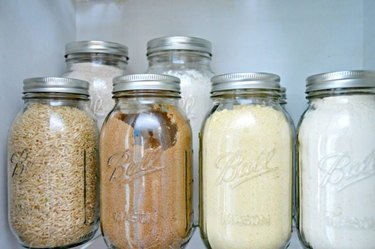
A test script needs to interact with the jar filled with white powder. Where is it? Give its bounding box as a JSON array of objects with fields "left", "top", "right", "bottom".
[
  {"left": 146, "top": 36, "right": 214, "bottom": 225},
  {"left": 63, "top": 40, "right": 128, "bottom": 128},
  {"left": 8, "top": 77, "right": 99, "bottom": 249},
  {"left": 298, "top": 70, "right": 375, "bottom": 249},
  {"left": 200, "top": 73, "right": 293, "bottom": 249}
]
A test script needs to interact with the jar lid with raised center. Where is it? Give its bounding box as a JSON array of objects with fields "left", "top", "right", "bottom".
[
  {"left": 146, "top": 36, "right": 212, "bottom": 56},
  {"left": 306, "top": 70, "right": 375, "bottom": 98},
  {"left": 210, "top": 72, "right": 281, "bottom": 96},
  {"left": 65, "top": 40, "right": 129, "bottom": 61},
  {"left": 23, "top": 77, "right": 89, "bottom": 98},
  {"left": 113, "top": 74, "right": 181, "bottom": 94}
]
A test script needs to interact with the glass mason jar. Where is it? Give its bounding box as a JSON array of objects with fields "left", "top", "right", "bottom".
[
  {"left": 200, "top": 73, "right": 293, "bottom": 249},
  {"left": 100, "top": 74, "right": 193, "bottom": 249},
  {"left": 146, "top": 36, "right": 214, "bottom": 225},
  {"left": 297, "top": 70, "right": 375, "bottom": 249},
  {"left": 63, "top": 40, "right": 129, "bottom": 128},
  {"left": 8, "top": 77, "right": 99, "bottom": 248}
]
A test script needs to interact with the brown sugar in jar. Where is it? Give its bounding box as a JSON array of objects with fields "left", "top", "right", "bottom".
[{"left": 100, "top": 74, "right": 193, "bottom": 249}]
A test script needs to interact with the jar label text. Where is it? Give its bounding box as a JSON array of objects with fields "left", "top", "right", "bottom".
[
  {"left": 215, "top": 148, "right": 277, "bottom": 188},
  {"left": 107, "top": 148, "right": 165, "bottom": 182},
  {"left": 319, "top": 151, "right": 375, "bottom": 191}
]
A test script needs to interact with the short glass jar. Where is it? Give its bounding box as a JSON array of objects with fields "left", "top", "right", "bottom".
[
  {"left": 100, "top": 74, "right": 193, "bottom": 249},
  {"left": 146, "top": 36, "right": 214, "bottom": 225},
  {"left": 63, "top": 40, "right": 128, "bottom": 127},
  {"left": 200, "top": 73, "right": 293, "bottom": 249},
  {"left": 8, "top": 77, "right": 99, "bottom": 248},
  {"left": 297, "top": 70, "right": 375, "bottom": 249}
]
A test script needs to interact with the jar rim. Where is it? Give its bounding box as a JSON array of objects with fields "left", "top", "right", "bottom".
[
  {"left": 211, "top": 88, "right": 282, "bottom": 99},
  {"left": 23, "top": 77, "right": 89, "bottom": 96},
  {"left": 306, "top": 88, "right": 375, "bottom": 99}
]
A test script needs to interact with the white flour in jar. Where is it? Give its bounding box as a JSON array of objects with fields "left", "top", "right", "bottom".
[
  {"left": 63, "top": 63, "right": 124, "bottom": 127},
  {"left": 298, "top": 95, "right": 375, "bottom": 249},
  {"left": 162, "top": 69, "right": 212, "bottom": 224},
  {"left": 202, "top": 105, "right": 292, "bottom": 249}
]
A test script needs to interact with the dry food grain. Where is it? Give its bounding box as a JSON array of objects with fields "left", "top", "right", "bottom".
[
  {"left": 8, "top": 103, "right": 98, "bottom": 248},
  {"left": 100, "top": 104, "right": 193, "bottom": 249}
]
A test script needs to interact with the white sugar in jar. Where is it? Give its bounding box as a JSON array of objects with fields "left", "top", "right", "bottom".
[
  {"left": 63, "top": 40, "right": 128, "bottom": 128},
  {"left": 298, "top": 70, "right": 375, "bottom": 249}
]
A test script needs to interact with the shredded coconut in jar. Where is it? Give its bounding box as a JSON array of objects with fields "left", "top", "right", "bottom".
[
  {"left": 201, "top": 104, "right": 292, "bottom": 249},
  {"left": 8, "top": 103, "right": 98, "bottom": 248}
]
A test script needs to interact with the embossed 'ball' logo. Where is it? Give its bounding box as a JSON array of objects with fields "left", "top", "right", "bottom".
[
  {"left": 215, "top": 147, "right": 278, "bottom": 188},
  {"left": 318, "top": 151, "right": 375, "bottom": 191}
]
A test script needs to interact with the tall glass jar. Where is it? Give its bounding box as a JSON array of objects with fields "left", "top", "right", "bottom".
[
  {"left": 298, "top": 70, "right": 375, "bottom": 249},
  {"left": 8, "top": 77, "right": 99, "bottom": 248},
  {"left": 100, "top": 74, "right": 193, "bottom": 249},
  {"left": 200, "top": 73, "right": 293, "bottom": 249},
  {"left": 146, "top": 36, "right": 214, "bottom": 225},
  {"left": 63, "top": 40, "right": 128, "bottom": 128}
]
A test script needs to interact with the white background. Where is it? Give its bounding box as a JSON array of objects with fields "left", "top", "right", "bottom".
[{"left": 0, "top": 0, "right": 374, "bottom": 248}]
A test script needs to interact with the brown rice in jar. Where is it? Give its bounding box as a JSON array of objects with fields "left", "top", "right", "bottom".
[{"left": 8, "top": 77, "right": 99, "bottom": 248}]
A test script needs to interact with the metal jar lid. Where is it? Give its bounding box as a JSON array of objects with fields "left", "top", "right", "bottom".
[
  {"left": 65, "top": 40, "right": 129, "bottom": 59},
  {"left": 147, "top": 36, "right": 212, "bottom": 56},
  {"left": 113, "top": 74, "right": 180, "bottom": 93},
  {"left": 23, "top": 77, "right": 89, "bottom": 96},
  {"left": 306, "top": 70, "right": 375, "bottom": 95},
  {"left": 211, "top": 72, "right": 281, "bottom": 93}
]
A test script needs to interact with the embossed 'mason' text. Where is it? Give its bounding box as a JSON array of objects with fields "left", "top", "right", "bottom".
[
  {"left": 216, "top": 148, "right": 277, "bottom": 188},
  {"left": 326, "top": 211, "right": 375, "bottom": 230},
  {"left": 113, "top": 211, "right": 158, "bottom": 224},
  {"left": 223, "top": 213, "right": 271, "bottom": 226}
]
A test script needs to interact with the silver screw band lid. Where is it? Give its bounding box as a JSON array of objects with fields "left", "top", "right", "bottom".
[
  {"left": 306, "top": 70, "right": 375, "bottom": 93},
  {"left": 65, "top": 40, "right": 129, "bottom": 59},
  {"left": 147, "top": 36, "right": 212, "bottom": 56},
  {"left": 113, "top": 74, "right": 180, "bottom": 93},
  {"left": 23, "top": 77, "right": 89, "bottom": 96},
  {"left": 211, "top": 72, "right": 281, "bottom": 93}
]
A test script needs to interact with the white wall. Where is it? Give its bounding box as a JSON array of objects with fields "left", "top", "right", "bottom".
[
  {"left": 0, "top": 1, "right": 76, "bottom": 248},
  {"left": 76, "top": 0, "right": 369, "bottom": 123},
  {"left": 364, "top": 0, "right": 375, "bottom": 69}
]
